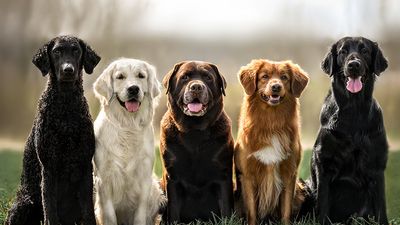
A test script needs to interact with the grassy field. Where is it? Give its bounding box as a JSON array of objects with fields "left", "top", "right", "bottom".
[{"left": 1, "top": 149, "right": 399, "bottom": 224}]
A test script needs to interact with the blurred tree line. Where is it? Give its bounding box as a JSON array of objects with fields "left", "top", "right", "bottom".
[{"left": 0, "top": 0, "right": 399, "bottom": 147}]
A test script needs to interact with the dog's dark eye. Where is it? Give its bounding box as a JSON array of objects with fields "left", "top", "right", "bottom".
[
  {"left": 262, "top": 75, "right": 269, "bottom": 79},
  {"left": 205, "top": 74, "right": 212, "bottom": 81},
  {"left": 281, "top": 75, "right": 288, "bottom": 81},
  {"left": 339, "top": 49, "right": 347, "bottom": 55},
  {"left": 361, "top": 48, "right": 369, "bottom": 55},
  {"left": 72, "top": 47, "right": 79, "bottom": 54},
  {"left": 116, "top": 73, "right": 125, "bottom": 80},
  {"left": 138, "top": 73, "right": 145, "bottom": 79},
  {"left": 182, "top": 75, "right": 189, "bottom": 80},
  {"left": 53, "top": 49, "right": 61, "bottom": 56}
]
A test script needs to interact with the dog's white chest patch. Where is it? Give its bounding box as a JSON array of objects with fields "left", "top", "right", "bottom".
[{"left": 249, "top": 136, "right": 286, "bottom": 165}]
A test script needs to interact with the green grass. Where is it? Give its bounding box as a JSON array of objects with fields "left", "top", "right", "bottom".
[
  {"left": 154, "top": 146, "right": 163, "bottom": 178},
  {"left": 0, "top": 150, "right": 23, "bottom": 223},
  {"left": 1, "top": 149, "right": 399, "bottom": 224}
]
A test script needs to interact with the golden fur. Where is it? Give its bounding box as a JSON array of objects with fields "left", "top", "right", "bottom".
[{"left": 235, "top": 59, "right": 309, "bottom": 225}]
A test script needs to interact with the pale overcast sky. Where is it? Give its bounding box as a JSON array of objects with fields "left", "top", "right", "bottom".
[
  {"left": 131, "top": 0, "right": 400, "bottom": 40},
  {"left": 10, "top": 0, "right": 400, "bottom": 41}
]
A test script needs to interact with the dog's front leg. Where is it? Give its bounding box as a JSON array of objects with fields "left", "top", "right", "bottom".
[
  {"left": 368, "top": 136, "right": 389, "bottom": 225},
  {"left": 316, "top": 170, "right": 331, "bottom": 225},
  {"left": 40, "top": 167, "right": 58, "bottom": 225},
  {"left": 37, "top": 142, "right": 58, "bottom": 225},
  {"left": 134, "top": 180, "right": 151, "bottom": 225},
  {"left": 217, "top": 179, "right": 234, "bottom": 218},
  {"left": 372, "top": 172, "right": 388, "bottom": 225},
  {"left": 242, "top": 177, "right": 256, "bottom": 225},
  {"left": 134, "top": 158, "right": 153, "bottom": 225},
  {"left": 166, "top": 180, "right": 182, "bottom": 223},
  {"left": 280, "top": 175, "right": 296, "bottom": 224},
  {"left": 95, "top": 179, "right": 117, "bottom": 225},
  {"left": 79, "top": 165, "right": 96, "bottom": 225},
  {"left": 96, "top": 195, "right": 117, "bottom": 225}
]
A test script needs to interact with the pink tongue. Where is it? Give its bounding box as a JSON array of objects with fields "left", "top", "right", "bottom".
[
  {"left": 346, "top": 77, "right": 363, "bottom": 93},
  {"left": 187, "top": 103, "right": 203, "bottom": 112},
  {"left": 125, "top": 101, "right": 140, "bottom": 112}
]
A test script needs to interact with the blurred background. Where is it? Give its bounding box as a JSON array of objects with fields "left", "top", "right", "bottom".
[
  {"left": 0, "top": 0, "right": 399, "bottom": 220},
  {"left": 0, "top": 0, "right": 399, "bottom": 148}
]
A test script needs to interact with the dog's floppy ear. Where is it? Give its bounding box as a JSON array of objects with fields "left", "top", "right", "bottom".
[
  {"left": 238, "top": 59, "right": 263, "bottom": 95},
  {"left": 32, "top": 39, "right": 54, "bottom": 76},
  {"left": 79, "top": 39, "right": 101, "bottom": 74},
  {"left": 372, "top": 42, "right": 388, "bottom": 76},
  {"left": 209, "top": 63, "right": 227, "bottom": 96},
  {"left": 321, "top": 43, "right": 337, "bottom": 76},
  {"left": 288, "top": 62, "right": 309, "bottom": 98},
  {"left": 146, "top": 63, "right": 161, "bottom": 99},
  {"left": 163, "top": 62, "right": 185, "bottom": 94},
  {"left": 93, "top": 63, "right": 115, "bottom": 106}
]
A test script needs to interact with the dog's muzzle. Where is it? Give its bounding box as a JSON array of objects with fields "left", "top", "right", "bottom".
[
  {"left": 182, "top": 82, "right": 209, "bottom": 116},
  {"left": 345, "top": 59, "right": 365, "bottom": 94},
  {"left": 60, "top": 63, "right": 77, "bottom": 81},
  {"left": 117, "top": 85, "right": 142, "bottom": 112}
]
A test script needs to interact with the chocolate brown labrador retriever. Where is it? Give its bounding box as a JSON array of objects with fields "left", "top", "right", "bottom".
[{"left": 160, "top": 61, "right": 234, "bottom": 224}]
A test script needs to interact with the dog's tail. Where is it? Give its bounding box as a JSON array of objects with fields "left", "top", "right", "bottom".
[{"left": 292, "top": 178, "right": 316, "bottom": 221}]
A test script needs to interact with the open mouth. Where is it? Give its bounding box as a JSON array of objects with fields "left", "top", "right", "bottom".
[
  {"left": 261, "top": 93, "right": 283, "bottom": 105},
  {"left": 117, "top": 96, "right": 141, "bottom": 112},
  {"left": 346, "top": 76, "right": 363, "bottom": 93},
  {"left": 183, "top": 98, "right": 208, "bottom": 116}
]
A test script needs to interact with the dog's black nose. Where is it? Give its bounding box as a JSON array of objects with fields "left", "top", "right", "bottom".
[
  {"left": 62, "top": 64, "right": 74, "bottom": 74},
  {"left": 127, "top": 85, "right": 139, "bottom": 95},
  {"left": 189, "top": 83, "right": 205, "bottom": 92},
  {"left": 271, "top": 84, "right": 282, "bottom": 93},
  {"left": 348, "top": 60, "right": 361, "bottom": 72}
]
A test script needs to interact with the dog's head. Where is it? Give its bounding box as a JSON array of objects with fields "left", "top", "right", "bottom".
[
  {"left": 163, "top": 61, "right": 226, "bottom": 117},
  {"left": 238, "top": 59, "right": 309, "bottom": 106},
  {"left": 93, "top": 58, "right": 160, "bottom": 113},
  {"left": 321, "top": 36, "right": 388, "bottom": 94},
  {"left": 32, "top": 35, "right": 101, "bottom": 84}
]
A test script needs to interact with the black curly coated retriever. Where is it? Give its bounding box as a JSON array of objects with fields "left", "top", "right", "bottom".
[{"left": 5, "top": 35, "right": 101, "bottom": 225}]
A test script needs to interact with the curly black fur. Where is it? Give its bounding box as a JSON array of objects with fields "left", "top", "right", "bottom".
[{"left": 5, "top": 35, "right": 101, "bottom": 225}]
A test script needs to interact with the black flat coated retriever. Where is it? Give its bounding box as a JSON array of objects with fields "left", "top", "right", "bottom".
[
  {"left": 6, "top": 35, "right": 101, "bottom": 225},
  {"left": 308, "top": 36, "right": 389, "bottom": 224}
]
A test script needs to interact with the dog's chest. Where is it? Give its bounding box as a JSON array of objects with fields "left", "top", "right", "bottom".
[
  {"left": 179, "top": 131, "right": 219, "bottom": 159},
  {"left": 44, "top": 105, "right": 89, "bottom": 136},
  {"left": 108, "top": 133, "right": 149, "bottom": 170},
  {"left": 177, "top": 146, "right": 221, "bottom": 179},
  {"left": 95, "top": 125, "right": 153, "bottom": 190},
  {"left": 249, "top": 135, "right": 287, "bottom": 165},
  {"left": 41, "top": 110, "right": 93, "bottom": 157},
  {"left": 168, "top": 132, "right": 229, "bottom": 183}
]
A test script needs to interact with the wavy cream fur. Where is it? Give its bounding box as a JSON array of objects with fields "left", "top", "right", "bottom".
[{"left": 93, "top": 58, "right": 165, "bottom": 225}]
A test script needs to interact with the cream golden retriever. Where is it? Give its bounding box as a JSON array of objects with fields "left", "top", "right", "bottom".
[{"left": 93, "top": 58, "right": 165, "bottom": 225}]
